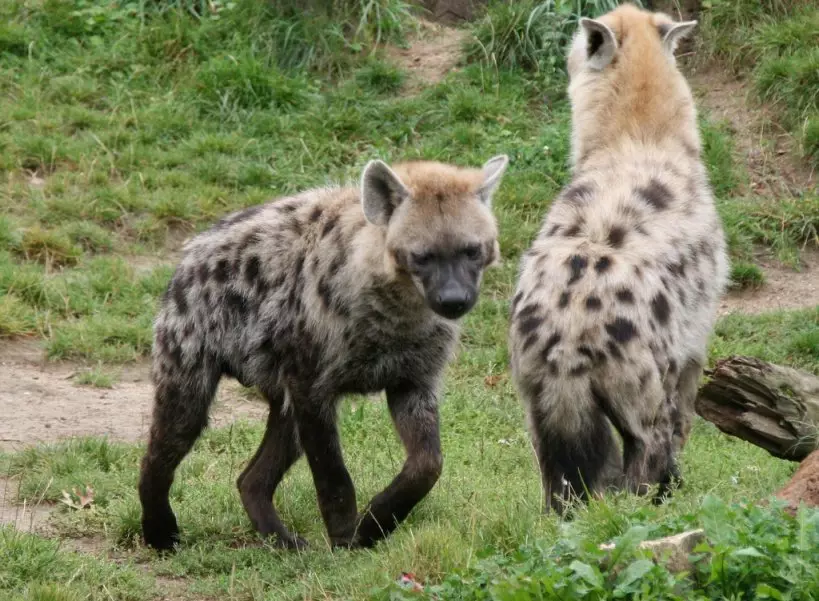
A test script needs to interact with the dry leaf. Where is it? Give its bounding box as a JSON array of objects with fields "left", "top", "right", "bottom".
[{"left": 60, "top": 485, "right": 95, "bottom": 510}]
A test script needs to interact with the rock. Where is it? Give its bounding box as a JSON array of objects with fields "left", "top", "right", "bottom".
[
  {"left": 775, "top": 450, "right": 819, "bottom": 514},
  {"left": 599, "top": 529, "right": 705, "bottom": 574}
]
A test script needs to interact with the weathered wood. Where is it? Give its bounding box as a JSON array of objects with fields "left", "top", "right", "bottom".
[{"left": 695, "top": 356, "right": 819, "bottom": 461}]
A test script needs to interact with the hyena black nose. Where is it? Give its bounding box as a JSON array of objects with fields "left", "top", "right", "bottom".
[{"left": 435, "top": 289, "right": 473, "bottom": 320}]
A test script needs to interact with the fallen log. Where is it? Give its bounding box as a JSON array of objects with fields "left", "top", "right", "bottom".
[{"left": 695, "top": 356, "right": 819, "bottom": 462}]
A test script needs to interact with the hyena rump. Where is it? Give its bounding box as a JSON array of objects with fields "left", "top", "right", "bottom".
[
  {"left": 509, "top": 4, "right": 728, "bottom": 512},
  {"left": 139, "top": 155, "right": 509, "bottom": 550}
]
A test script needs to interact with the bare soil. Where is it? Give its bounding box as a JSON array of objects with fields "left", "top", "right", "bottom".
[
  {"left": 689, "top": 66, "right": 816, "bottom": 197},
  {"left": 385, "top": 18, "right": 468, "bottom": 94},
  {"left": 719, "top": 248, "right": 819, "bottom": 316},
  {"left": 0, "top": 340, "right": 267, "bottom": 453}
]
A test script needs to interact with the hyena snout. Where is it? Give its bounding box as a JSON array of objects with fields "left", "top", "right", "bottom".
[{"left": 421, "top": 258, "right": 481, "bottom": 320}]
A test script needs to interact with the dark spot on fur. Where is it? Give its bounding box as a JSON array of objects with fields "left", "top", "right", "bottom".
[
  {"left": 511, "top": 291, "right": 523, "bottom": 314},
  {"left": 578, "top": 345, "right": 594, "bottom": 361},
  {"left": 517, "top": 303, "right": 540, "bottom": 320},
  {"left": 651, "top": 292, "right": 671, "bottom": 325},
  {"left": 567, "top": 255, "right": 588, "bottom": 285},
  {"left": 558, "top": 291, "right": 571, "bottom": 308},
  {"left": 547, "top": 224, "right": 561, "bottom": 237},
  {"left": 639, "top": 370, "right": 650, "bottom": 391},
  {"left": 518, "top": 316, "right": 544, "bottom": 337},
  {"left": 668, "top": 359, "right": 678, "bottom": 375},
  {"left": 321, "top": 214, "right": 339, "bottom": 238},
  {"left": 309, "top": 207, "right": 322, "bottom": 222},
  {"left": 607, "top": 340, "right": 624, "bottom": 361},
  {"left": 637, "top": 178, "right": 673, "bottom": 210},
  {"left": 278, "top": 202, "right": 297, "bottom": 213},
  {"left": 196, "top": 263, "right": 210, "bottom": 285},
  {"left": 565, "top": 222, "right": 582, "bottom": 237},
  {"left": 585, "top": 296, "right": 602, "bottom": 311},
  {"left": 327, "top": 254, "right": 344, "bottom": 277},
  {"left": 522, "top": 334, "right": 539, "bottom": 353},
  {"left": 667, "top": 256, "right": 687, "bottom": 278},
  {"left": 594, "top": 256, "right": 611, "bottom": 273},
  {"left": 634, "top": 265, "right": 643, "bottom": 278},
  {"left": 244, "top": 255, "right": 260, "bottom": 284},
  {"left": 214, "top": 259, "right": 230, "bottom": 283},
  {"left": 607, "top": 226, "right": 627, "bottom": 248},
  {"left": 548, "top": 361, "right": 558, "bottom": 376},
  {"left": 293, "top": 255, "right": 305, "bottom": 279},
  {"left": 615, "top": 288, "right": 635, "bottom": 304},
  {"left": 172, "top": 274, "right": 189, "bottom": 315},
  {"left": 562, "top": 183, "right": 591, "bottom": 205},
  {"left": 605, "top": 317, "right": 637, "bottom": 343},
  {"left": 542, "top": 332, "right": 561, "bottom": 361},
  {"left": 569, "top": 364, "right": 590, "bottom": 377}
]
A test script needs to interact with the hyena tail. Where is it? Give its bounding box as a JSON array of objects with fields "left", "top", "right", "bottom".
[
  {"left": 138, "top": 352, "right": 221, "bottom": 551},
  {"left": 527, "top": 392, "right": 622, "bottom": 515}
]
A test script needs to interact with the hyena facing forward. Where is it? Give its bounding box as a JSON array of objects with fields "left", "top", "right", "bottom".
[
  {"left": 509, "top": 4, "right": 728, "bottom": 512},
  {"left": 140, "top": 155, "right": 509, "bottom": 551}
]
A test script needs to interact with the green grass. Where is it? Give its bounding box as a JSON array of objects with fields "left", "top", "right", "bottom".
[
  {"left": 699, "top": 0, "right": 819, "bottom": 166},
  {"left": 0, "top": 0, "right": 818, "bottom": 599}
]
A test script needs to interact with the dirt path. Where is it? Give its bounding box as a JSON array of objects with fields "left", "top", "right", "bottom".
[{"left": 0, "top": 340, "right": 266, "bottom": 452}]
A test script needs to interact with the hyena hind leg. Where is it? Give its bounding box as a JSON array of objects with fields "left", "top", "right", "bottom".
[
  {"left": 237, "top": 388, "right": 307, "bottom": 550},
  {"left": 529, "top": 402, "right": 620, "bottom": 516},
  {"left": 139, "top": 365, "right": 220, "bottom": 551}
]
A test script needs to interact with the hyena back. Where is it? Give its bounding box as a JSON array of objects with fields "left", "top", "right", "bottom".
[
  {"left": 509, "top": 4, "right": 728, "bottom": 512},
  {"left": 140, "top": 155, "right": 509, "bottom": 550}
]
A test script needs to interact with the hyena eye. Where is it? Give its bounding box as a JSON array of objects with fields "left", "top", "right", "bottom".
[
  {"left": 412, "top": 252, "right": 435, "bottom": 267},
  {"left": 463, "top": 244, "right": 482, "bottom": 261}
]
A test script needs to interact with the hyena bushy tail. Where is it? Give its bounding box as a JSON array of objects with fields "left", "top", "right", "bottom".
[{"left": 525, "top": 385, "right": 623, "bottom": 514}]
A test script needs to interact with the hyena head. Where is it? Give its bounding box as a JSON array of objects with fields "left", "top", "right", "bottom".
[
  {"left": 360, "top": 155, "right": 508, "bottom": 320},
  {"left": 565, "top": 3, "right": 699, "bottom": 164}
]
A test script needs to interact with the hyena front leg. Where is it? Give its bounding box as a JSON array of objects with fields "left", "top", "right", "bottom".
[
  {"left": 139, "top": 366, "right": 220, "bottom": 551},
  {"left": 353, "top": 380, "right": 443, "bottom": 548},
  {"left": 292, "top": 392, "right": 358, "bottom": 548},
  {"left": 237, "top": 388, "right": 306, "bottom": 550}
]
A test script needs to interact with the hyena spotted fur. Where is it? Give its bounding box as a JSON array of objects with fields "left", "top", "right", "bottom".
[
  {"left": 509, "top": 4, "right": 728, "bottom": 512},
  {"left": 139, "top": 155, "right": 509, "bottom": 551}
]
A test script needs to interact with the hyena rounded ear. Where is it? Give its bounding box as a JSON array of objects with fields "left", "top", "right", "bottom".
[
  {"left": 579, "top": 17, "right": 617, "bottom": 70},
  {"left": 478, "top": 154, "right": 509, "bottom": 207},
  {"left": 360, "top": 159, "right": 410, "bottom": 227},
  {"left": 659, "top": 20, "right": 697, "bottom": 56}
]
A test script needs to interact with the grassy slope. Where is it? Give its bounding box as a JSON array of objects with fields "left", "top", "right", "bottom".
[{"left": 0, "top": 0, "right": 817, "bottom": 600}]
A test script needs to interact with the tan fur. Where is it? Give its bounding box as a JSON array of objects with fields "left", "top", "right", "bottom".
[{"left": 509, "top": 4, "right": 728, "bottom": 510}]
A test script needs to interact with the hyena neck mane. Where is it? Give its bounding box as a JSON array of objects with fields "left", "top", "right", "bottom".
[{"left": 567, "top": 4, "right": 700, "bottom": 170}]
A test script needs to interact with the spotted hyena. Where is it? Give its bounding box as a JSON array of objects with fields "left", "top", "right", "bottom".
[
  {"left": 509, "top": 4, "right": 728, "bottom": 512},
  {"left": 139, "top": 155, "right": 509, "bottom": 550}
]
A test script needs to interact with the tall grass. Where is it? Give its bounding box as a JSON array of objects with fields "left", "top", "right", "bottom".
[{"left": 466, "top": 0, "right": 642, "bottom": 77}]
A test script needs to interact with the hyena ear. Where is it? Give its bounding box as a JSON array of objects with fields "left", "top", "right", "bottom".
[
  {"left": 579, "top": 17, "right": 617, "bottom": 70},
  {"left": 477, "top": 154, "right": 509, "bottom": 207},
  {"left": 360, "top": 159, "right": 410, "bottom": 226},
  {"left": 659, "top": 20, "right": 697, "bottom": 56}
]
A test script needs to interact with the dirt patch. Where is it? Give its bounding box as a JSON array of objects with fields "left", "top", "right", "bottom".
[
  {"left": 386, "top": 19, "right": 468, "bottom": 94},
  {"left": 688, "top": 66, "right": 816, "bottom": 198},
  {"left": 0, "top": 340, "right": 267, "bottom": 452},
  {"left": 719, "top": 248, "right": 819, "bottom": 316},
  {"left": 0, "top": 477, "right": 54, "bottom": 533}
]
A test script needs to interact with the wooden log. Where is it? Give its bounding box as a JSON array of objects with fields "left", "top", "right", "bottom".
[{"left": 695, "top": 356, "right": 819, "bottom": 461}]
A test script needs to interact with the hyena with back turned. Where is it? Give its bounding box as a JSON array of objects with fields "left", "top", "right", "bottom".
[
  {"left": 139, "top": 154, "right": 509, "bottom": 551},
  {"left": 509, "top": 3, "right": 728, "bottom": 512}
]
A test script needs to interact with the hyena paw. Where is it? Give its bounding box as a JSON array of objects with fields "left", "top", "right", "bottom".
[{"left": 142, "top": 512, "right": 180, "bottom": 552}]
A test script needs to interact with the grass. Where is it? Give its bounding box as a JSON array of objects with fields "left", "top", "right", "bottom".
[
  {"left": 0, "top": 0, "right": 817, "bottom": 599},
  {"left": 699, "top": 0, "right": 819, "bottom": 166}
]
